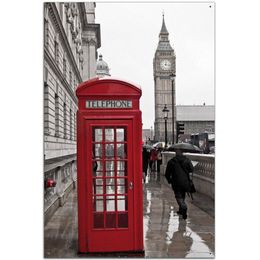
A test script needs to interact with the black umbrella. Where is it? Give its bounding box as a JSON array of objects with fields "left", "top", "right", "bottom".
[{"left": 167, "top": 143, "right": 202, "bottom": 153}]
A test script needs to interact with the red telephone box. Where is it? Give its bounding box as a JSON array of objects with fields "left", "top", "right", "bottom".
[{"left": 76, "top": 78, "right": 144, "bottom": 254}]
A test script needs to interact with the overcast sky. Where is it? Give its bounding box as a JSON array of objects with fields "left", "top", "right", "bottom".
[{"left": 95, "top": 2, "right": 215, "bottom": 129}]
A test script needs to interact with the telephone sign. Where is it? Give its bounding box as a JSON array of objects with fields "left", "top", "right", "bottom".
[{"left": 86, "top": 100, "right": 132, "bottom": 109}]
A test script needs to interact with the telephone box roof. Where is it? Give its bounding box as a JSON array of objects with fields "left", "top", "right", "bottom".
[{"left": 76, "top": 77, "right": 142, "bottom": 97}]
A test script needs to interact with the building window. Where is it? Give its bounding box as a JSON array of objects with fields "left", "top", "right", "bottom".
[
  {"left": 70, "top": 109, "right": 73, "bottom": 140},
  {"left": 44, "top": 66, "right": 48, "bottom": 86},
  {"left": 63, "top": 102, "right": 67, "bottom": 139},
  {"left": 69, "top": 70, "right": 72, "bottom": 85},
  {"left": 44, "top": 19, "right": 49, "bottom": 48},
  {"left": 44, "top": 84, "right": 50, "bottom": 135},
  {"left": 54, "top": 39, "right": 59, "bottom": 65},
  {"left": 55, "top": 94, "right": 59, "bottom": 137},
  {"left": 63, "top": 56, "right": 67, "bottom": 77},
  {"left": 73, "top": 78, "right": 76, "bottom": 91},
  {"left": 74, "top": 113, "right": 76, "bottom": 140}
]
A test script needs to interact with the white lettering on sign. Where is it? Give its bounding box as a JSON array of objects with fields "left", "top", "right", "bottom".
[{"left": 86, "top": 100, "right": 133, "bottom": 109}]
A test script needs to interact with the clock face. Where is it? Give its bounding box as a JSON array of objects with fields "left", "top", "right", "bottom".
[{"left": 160, "top": 59, "right": 171, "bottom": 70}]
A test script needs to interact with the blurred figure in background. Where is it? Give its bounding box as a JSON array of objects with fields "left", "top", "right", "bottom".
[
  {"left": 142, "top": 147, "right": 150, "bottom": 181},
  {"left": 149, "top": 148, "right": 158, "bottom": 172},
  {"left": 156, "top": 148, "right": 163, "bottom": 173}
]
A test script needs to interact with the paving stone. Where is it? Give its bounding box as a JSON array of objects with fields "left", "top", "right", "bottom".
[{"left": 44, "top": 171, "right": 215, "bottom": 258}]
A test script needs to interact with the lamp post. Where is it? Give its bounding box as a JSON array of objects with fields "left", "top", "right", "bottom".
[
  {"left": 170, "top": 73, "right": 176, "bottom": 144},
  {"left": 162, "top": 104, "right": 169, "bottom": 148}
]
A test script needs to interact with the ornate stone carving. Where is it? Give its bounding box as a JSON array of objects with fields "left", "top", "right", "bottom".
[
  {"left": 79, "top": 47, "right": 84, "bottom": 63},
  {"left": 75, "top": 31, "right": 83, "bottom": 53},
  {"left": 82, "top": 37, "right": 97, "bottom": 46},
  {"left": 65, "top": 3, "right": 74, "bottom": 25},
  {"left": 71, "top": 3, "right": 78, "bottom": 17},
  {"left": 65, "top": 3, "right": 79, "bottom": 41}
]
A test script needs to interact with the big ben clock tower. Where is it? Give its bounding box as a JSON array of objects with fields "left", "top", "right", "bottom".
[{"left": 153, "top": 14, "right": 176, "bottom": 144}]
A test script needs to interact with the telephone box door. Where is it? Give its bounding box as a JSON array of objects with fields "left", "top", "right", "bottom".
[{"left": 86, "top": 119, "right": 134, "bottom": 252}]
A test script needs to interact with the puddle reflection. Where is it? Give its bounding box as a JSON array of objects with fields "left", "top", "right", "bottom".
[{"left": 143, "top": 171, "right": 214, "bottom": 257}]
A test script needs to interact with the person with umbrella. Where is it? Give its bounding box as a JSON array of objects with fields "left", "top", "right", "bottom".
[
  {"left": 167, "top": 142, "right": 202, "bottom": 153},
  {"left": 165, "top": 149, "right": 194, "bottom": 220}
]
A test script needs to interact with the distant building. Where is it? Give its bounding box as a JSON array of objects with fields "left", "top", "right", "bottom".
[
  {"left": 142, "top": 129, "right": 153, "bottom": 143},
  {"left": 44, "top": 2, "right": 100, "bottom": 224},
  {"left": 96, "top": 54, "right": 111, "bottom": 77},
  {"left": 176, "top": 105, "right": 215, "bottom": 141}
]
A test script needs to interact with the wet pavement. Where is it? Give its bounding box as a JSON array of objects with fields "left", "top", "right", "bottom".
[
  {"left": 44, "top": 171, "right": 214, "bottom": 258},
  {"left": 143, "top": 172, "right": 214, "bottom": 258}
]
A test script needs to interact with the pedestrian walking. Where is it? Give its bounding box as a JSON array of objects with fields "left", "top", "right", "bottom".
[
  {"left": 156, "top": 148, "right": 163, "bottom": 173},
  {"left": 165, "top": 149, "right": 194, "bottom": 219},
  {"left": 142, "top": 147, "right": 150, "bottom": 180},
  {"left": 149, "top": 148, "right": 158, "bottom": 172}
]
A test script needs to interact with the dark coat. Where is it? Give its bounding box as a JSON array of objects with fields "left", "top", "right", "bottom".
[
  {"left": 142, "top": 148, "right": 150, "bottom": 172},
  {"left": 165, "top": 154, "right": 194, "bottom": 192},
  {"left": 93, "top": 160, "right": 98, "bottom": 172}
]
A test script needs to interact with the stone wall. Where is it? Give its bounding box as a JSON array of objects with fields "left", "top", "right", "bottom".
[
  {"left": 182, "top": 121, "right": 215, "bottom": 135},
  {"left": 44, "top": 159, "right": 77, "bottom": 225}
]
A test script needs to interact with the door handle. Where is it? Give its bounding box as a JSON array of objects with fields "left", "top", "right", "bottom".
[{"left": 129, "top": 181, "right": 133, "bottom": 190}]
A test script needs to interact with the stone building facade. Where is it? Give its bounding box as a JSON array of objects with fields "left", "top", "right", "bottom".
[
  {"left": 43, "top": 2, "right": 100, "bottom": 224},
  {"left": 176, "top": 105, "right": 215, "bottom": 140},
  {"left": 142, "top": 128, "right": 153, "bottom": 143},
  {"left": 153, "top": 15, "right": 176, "bottom": 144}
]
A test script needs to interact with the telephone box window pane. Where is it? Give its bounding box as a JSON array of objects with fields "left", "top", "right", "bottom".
[
  {"left": 96, "top": 161, "right": 103, "bottom": 171},
  {"left": 96, "top": 179, "right": 103, "bottom": 185},
  {"left": 105, "top": 144, "right": 114, "bottom": 158},
  {"left": 105, "top": 128, "right": 114, "bottom": 142},
  {"left": 94, "top": 179, "right": 103, "bottom": 195},
  {"left": 117, "top": 144, "right": 126, "bottom": 158},
  {"left": 95, "top": 186, "right": 103, "bottom": 195},
  {"left": 116, "top": 128, "right": 125, "bottom": 142},
  {"left": 95, "top": 171, "right": 102, "bottom": 177},
  {"left": 106, "top": 195, "right": 115, "bottom": 211},
  {"left": 118, "top": 213, "right": 128, "bottom": 228},
  {"left": 106, "top": 161, "right": 114, "bottom": 171},
  {"left": 92, "top": 161, "right": 98, "bottom": 176},
  {"left": 94, "top": 128, "right": 102, "bottom": 142},
  {"left": 118, "top": 195, "right": 128, "bottom": 210},
  {"left": 105, "top": 170, "right": 114, "bottom": 177},
  {"left": 94, "top": 144, "right": 102, "bottom": 158},
  {"left": 94, "top": 196, "right": 104, "bottom": 212},
  {"left": 117, "top": 161, "right": 127, "bottom": 177},
  {"left": 106, "top": 178, "right": 115, "bottom": 185},
  {"left": 117, "top": 196, "right": 126, "bottom": 211},
  {"left": 106, "top": 213, "right": 116, "bottom": 228},
  {"left": 117, "top": 178, "right": 126, "bottom": 185},
  {"left": 117, "top": 171, "right": 125, "bottom": 177},
  {"left": 117, "top": 185, "right": 125, "bottom": 194},
  {"left": 106, "top": 185, "right": 115, "bottom": 194},
  {"left": 93, "top": 213, "right": 104, "bottom": 228},
  {"left": 117, "top": 161, "right": 125, "bottom": 171}
]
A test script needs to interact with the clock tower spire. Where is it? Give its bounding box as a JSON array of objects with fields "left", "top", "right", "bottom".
[
  {"left": 153, "top": 14, "right": 176, "bottom": 144},
  {"left": 160, "top": 13, "right": 169, "bottom": 37}
]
